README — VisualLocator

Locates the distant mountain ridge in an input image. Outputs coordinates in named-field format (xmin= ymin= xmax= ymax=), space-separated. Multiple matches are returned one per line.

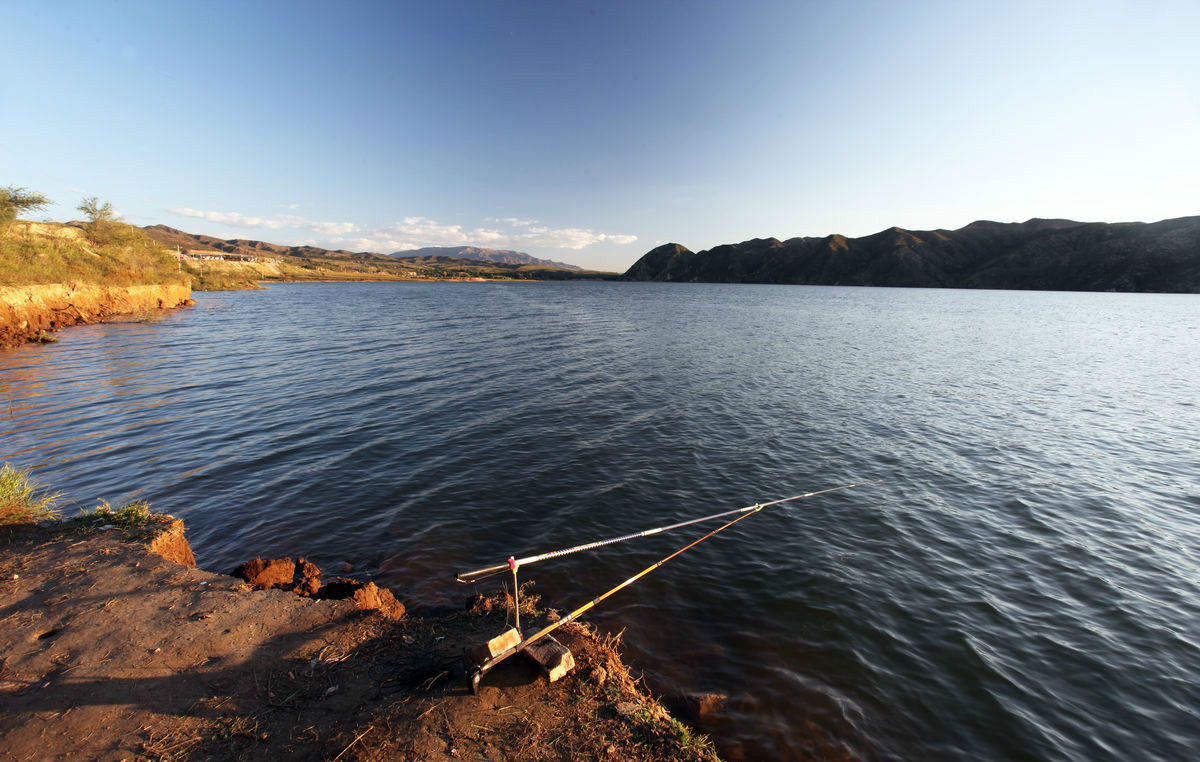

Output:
xmin=622 ymin=216 xmax=1200 ymax=293
xmin=144 ymin=225 xmax=386 ymax=260
xmin=389 ymin=246 xmax=581 ymax=271
xmin=143 ymin=228 xmax=586 ymax=272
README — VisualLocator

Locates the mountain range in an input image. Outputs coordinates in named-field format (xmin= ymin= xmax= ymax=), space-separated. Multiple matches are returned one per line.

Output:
xmin=143 ymin=225 xmax=387 ymax=260
xmin=143 ymin=226 xmax=588 ymax=273
xmin=622 ymin=216 xmax=1200 ymax=293
xmin=388 ymin=246 xmax=581 ymax=271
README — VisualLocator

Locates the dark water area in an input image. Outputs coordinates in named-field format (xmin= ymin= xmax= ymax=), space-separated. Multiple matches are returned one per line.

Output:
xmin=3 ymin=281 xmax=1199 ymax=761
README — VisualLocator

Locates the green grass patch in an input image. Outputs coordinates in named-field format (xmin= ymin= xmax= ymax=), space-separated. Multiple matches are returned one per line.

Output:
xmin=0 ymin=463 xmax=61 ymax=527
xmin=665 ymin=716 xmax=714 ymax=757
xmin=78 ymin=498 xmax=156 ymax=528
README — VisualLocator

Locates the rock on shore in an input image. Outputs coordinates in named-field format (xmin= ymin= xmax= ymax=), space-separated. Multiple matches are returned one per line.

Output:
xmin=232 ymin=556 xmax=406 ymax=619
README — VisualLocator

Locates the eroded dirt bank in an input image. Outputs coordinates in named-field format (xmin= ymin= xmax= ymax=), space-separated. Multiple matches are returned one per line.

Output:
xmin=0 ymin=518 xmax=720 ymax=762
xmin=0 ymin=283 xmax=193 ymax=348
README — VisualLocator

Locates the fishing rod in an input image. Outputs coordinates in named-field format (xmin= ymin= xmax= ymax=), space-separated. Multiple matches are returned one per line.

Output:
xmin=456 ymin=483 xmax=869 ymax=584
xmin=458 ymin=482 xmax=873 ymax=693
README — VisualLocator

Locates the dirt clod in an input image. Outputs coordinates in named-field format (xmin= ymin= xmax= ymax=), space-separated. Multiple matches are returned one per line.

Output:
xmin=233 ymin=557 xmax=297 ymax=589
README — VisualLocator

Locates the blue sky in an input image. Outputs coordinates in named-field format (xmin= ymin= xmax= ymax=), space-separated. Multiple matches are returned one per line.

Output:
xmin=3 ymin=0 xmax=1197 ymax=271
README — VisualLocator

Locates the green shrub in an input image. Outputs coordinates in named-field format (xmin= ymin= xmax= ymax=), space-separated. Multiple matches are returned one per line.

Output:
xmin=76 ymin=196 xmax=118 ymax=242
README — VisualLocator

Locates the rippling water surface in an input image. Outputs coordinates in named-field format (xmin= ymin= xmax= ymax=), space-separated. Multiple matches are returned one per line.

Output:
xmin=3 ymin=282 xmax=1199 ymax=761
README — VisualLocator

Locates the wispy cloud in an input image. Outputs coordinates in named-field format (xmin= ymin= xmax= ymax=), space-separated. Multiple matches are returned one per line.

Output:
xmin=367 ymin=217 xmax=636 ymax=251
xmin=387 ymin=216 xmax=501 ymax=247
xmin=305 ymin=220 xmax=359 ymax=236
xmin=486 ymin=216 xmax=539 ymax=228
xmin=517 ymin=226 xmax=638 ymax=248
xmin=168 ymin=207 xmax=359 ymax=236
xmin=165 ymin=206 xmax=635 ymax=253
xmin=168 ymin=207 xmax=287 ymax=230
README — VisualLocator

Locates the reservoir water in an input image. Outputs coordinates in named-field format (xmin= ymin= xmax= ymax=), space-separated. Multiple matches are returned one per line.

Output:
xmin=3 ymin=281 xmax=1198 ymax=761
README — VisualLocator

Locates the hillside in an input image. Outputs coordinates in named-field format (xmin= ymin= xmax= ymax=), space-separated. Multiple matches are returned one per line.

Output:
xmin=143 ymin=226 xmax=608 ymax=283
xmin=390 ymin=245 xmax=582 ymax=271
xmin=622 ymin=216 xmax=1200 ymax=293
xmin=0 ymin=221 xmax=193 ymax=346
xmin=1 ymin=221 xmax=188 ymax=288
xmin=144 ymin=225 xmax=387 ymax=261
xmin=390 ymin=253 xmax=610 ymax=280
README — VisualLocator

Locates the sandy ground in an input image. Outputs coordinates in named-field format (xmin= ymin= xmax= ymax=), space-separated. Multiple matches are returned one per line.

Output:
xmin=0 ymin=519 xmax=719 ymax=762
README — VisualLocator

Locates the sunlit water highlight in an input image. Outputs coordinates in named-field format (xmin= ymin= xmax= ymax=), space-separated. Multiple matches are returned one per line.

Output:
xmin=3 ymin=281 xmax=1198 ymax=761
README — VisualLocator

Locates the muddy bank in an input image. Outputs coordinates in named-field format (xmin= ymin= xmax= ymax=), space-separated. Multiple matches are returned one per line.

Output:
xmin=0 ymin=517 xmax=720 ymax=762
xmin=0 ymin=282 xmax=193 ymax=348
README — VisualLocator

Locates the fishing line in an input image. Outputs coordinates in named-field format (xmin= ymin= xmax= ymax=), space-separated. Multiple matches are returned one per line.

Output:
xmin=456 ymin=482 xmax=872 ymax=584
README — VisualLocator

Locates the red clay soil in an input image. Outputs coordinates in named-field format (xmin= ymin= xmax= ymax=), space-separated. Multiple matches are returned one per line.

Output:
xmin=231 ymin=556 xmax=406 ymax=619
xmin=0 ymin=283 xmax=194 ymax=348
xmin=0 ymin=518 xmax=720 ymax=762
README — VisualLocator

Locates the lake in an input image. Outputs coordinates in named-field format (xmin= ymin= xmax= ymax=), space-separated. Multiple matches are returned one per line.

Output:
xmin=2 ymin=281 xmax=1198 ymax=761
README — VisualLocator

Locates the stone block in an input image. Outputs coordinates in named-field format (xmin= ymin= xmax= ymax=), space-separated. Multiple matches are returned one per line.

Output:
xmin=466 ymin=627 xmax=522 ymax=667
xmin=522 ymin=634 xmax=575 ymax=682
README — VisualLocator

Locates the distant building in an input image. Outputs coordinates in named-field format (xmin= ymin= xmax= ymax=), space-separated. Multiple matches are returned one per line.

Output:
xmin=176 ymin=250 xmax=279 ymax=264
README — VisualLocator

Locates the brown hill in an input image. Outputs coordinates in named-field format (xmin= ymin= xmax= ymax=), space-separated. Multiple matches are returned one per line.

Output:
xmin=390 ymin=246 xmax=582 ymax=271
xmin=142 ymin=225 xmax=611 ymax=282
xmin=143 ymin=225 xmax=389 ymax=260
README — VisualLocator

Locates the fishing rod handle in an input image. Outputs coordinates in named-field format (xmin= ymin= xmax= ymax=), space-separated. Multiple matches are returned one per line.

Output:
xmin=456 ymin=561 xmax=511 ymax=583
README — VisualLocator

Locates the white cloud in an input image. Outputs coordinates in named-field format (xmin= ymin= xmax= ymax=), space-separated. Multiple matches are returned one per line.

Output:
xmin=166 ymin=205 xmax=635 ymax=254
xmin=305 ymin=220 xmax=359 ymax=236
xmin=167 ymin=207 xmax=286 ymax=230
xmin=512 ymin=227 xmax=638 ymax=249
xmin=372 ymin=217 xmax=636 ymax=251
xmin=322 ymin=236 xmax=400 ymax=252
xmin=388 ymin=217 xmax=472 ymax=245
xmin=168 ymin=207 xmax=358 ymax=236
xmin=483 ymin=216 xmax=537 ymax=226
xmin=601 ymin=234 xmax=639 ymax=245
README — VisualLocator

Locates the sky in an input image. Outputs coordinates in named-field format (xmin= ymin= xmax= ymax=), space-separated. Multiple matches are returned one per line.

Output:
xmin=2 ymin=0 xmax=1197 ymax=272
